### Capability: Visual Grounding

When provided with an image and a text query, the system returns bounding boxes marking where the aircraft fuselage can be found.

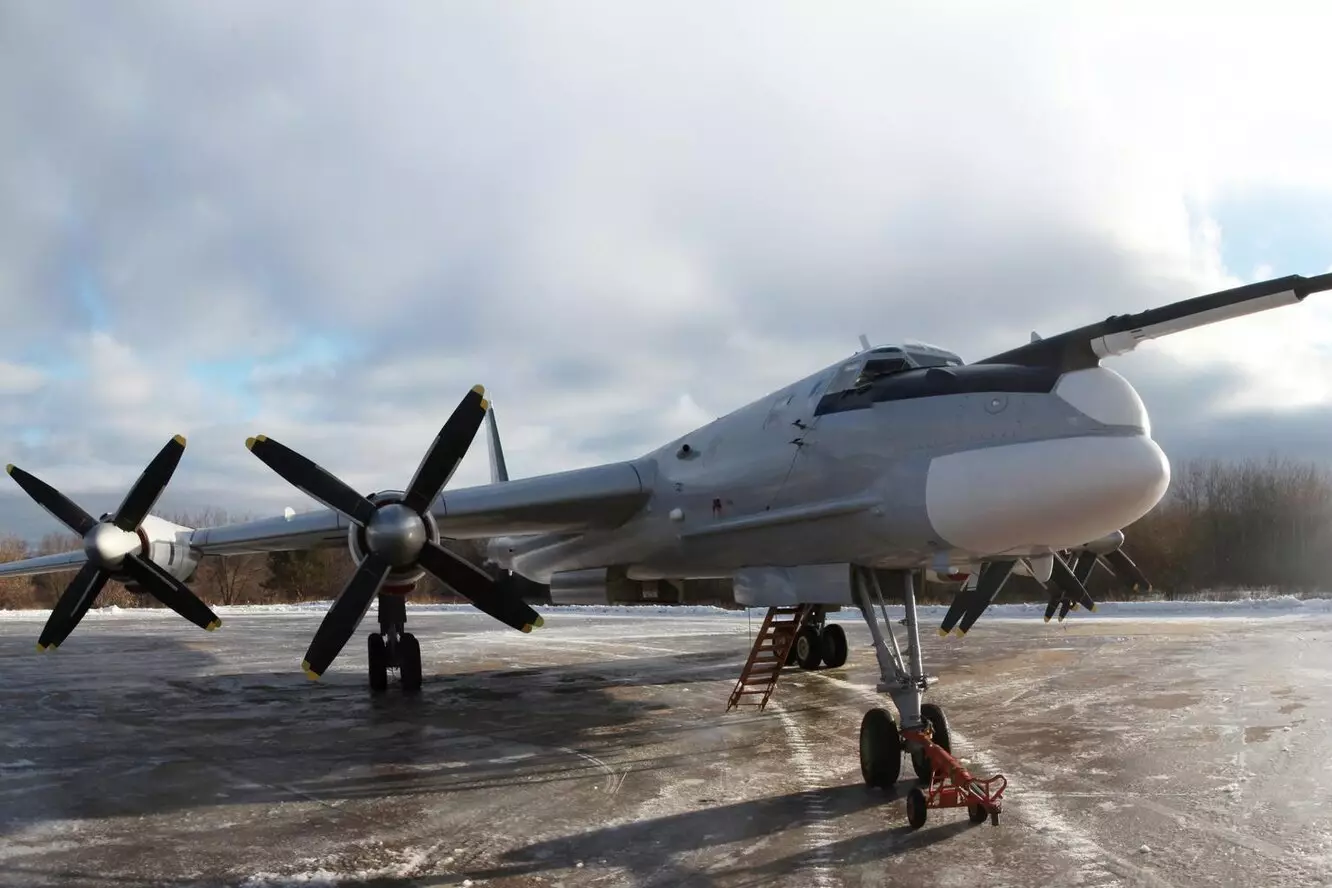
[487,355,1170,585]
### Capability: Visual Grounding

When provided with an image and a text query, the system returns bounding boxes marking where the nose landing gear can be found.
[851,566,1006,829]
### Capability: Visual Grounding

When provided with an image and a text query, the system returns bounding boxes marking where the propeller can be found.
[244,384,544,680]
[938,559,1018,636]
[1046,541,1153,622]
[6,435,222,650]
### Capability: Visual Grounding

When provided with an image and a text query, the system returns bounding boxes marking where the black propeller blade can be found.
[955,558,1017,635]
[6,435,221,650]
[245,384,545,680]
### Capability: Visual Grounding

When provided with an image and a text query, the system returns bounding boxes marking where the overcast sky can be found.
[1,2,1330,541]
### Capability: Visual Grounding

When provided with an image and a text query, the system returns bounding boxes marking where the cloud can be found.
[1,2,1331,539]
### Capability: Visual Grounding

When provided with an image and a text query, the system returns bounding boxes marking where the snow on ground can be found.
[3,596,1332,622]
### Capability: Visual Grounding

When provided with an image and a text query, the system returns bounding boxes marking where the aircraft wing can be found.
[0,548,87,579]
[188,459,652,556]
[978,272,1332,371]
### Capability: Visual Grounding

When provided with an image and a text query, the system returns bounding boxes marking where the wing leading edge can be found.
[978,272,1332,371]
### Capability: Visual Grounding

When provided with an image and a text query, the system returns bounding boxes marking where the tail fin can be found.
[486,404,509,483]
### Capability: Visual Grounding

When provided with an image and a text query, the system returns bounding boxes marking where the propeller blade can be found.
[300,552,392,678]
[1049,551,1096,613]
[1043,588,1062,622]
[401,385,489,515]
[119,554,221,632]
[1057,597,1075,622]
[938,563,988,635]
[416,540,543,632]
[113,435,187,530]
[1072,549,1098,586]
[6,465,97,536]
[956,559,1017,635]
[37,562,109,650]
[1101,549,1151,592]
[245,435,378,526]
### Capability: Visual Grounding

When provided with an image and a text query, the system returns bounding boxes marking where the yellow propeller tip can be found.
[4,464,13,475]
[533,615,545,628]
[1089,603,1097,612]
[172,434,187,447]
[206,619,221,631]
[521,624,533,634]
[244,437,256,450]
[471,384,485,396]
[937,628,949,637]
[1043,616,1051,623]
[955,627,968,637]
[480,398,490,412]
[36,643,46,652]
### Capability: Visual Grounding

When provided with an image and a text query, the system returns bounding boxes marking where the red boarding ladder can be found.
[726,604,814,712]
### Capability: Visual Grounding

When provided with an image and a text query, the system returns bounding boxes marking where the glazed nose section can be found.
[925,434,1171,554]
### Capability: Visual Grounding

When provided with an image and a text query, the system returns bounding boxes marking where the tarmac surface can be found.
[1,603,1330,887]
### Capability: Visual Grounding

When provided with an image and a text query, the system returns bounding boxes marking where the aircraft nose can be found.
[925,433,1170,555]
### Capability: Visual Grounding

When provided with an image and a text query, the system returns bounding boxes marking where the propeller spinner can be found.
[244,384,544,680]
[6,435,221,650]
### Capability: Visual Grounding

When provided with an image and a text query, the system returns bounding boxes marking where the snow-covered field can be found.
[4,595,1332,621]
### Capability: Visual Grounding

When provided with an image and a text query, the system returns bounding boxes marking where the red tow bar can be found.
[901,729,1006,828]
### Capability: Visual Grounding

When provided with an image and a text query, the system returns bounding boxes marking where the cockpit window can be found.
[854,357,911,386]
[905,348,963,368]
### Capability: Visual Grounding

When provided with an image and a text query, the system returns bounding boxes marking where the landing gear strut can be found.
[852,566,1005,829]
[787,606,849,670]
[369,586,422,692]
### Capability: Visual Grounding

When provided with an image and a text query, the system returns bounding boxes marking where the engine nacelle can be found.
[118,514,202,590]
[345,489,441,588]
[926,568,973,584]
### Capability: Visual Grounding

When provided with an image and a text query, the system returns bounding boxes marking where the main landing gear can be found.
[786,606,849,670]
[851,566,1006,829]
[368,587,422,693]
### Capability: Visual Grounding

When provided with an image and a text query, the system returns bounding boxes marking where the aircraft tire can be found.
[368,633,388,692]
[820,623,848,668]
[795,627,823,670]
[912,702,951,782]
[399,633,422,693]
[859,707,902,787]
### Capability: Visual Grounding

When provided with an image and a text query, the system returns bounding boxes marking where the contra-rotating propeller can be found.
[6,435,222,650]
[244,384,544,680]
[938,533,1154,634]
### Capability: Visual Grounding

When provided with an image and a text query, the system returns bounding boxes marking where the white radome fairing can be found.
[924,434,1170,556]
[1053,366,1150,433]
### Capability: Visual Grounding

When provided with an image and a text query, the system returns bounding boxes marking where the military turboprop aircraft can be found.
[3,271,1330,823]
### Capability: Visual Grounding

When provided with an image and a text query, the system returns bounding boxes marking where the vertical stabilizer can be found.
[486,405,509,483]
[858,334,872,351]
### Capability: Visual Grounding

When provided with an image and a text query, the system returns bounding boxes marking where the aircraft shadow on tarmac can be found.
[455,780,978,887]
[0,643,779,833]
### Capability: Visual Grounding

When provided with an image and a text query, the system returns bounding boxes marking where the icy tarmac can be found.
[2,601,1330,887]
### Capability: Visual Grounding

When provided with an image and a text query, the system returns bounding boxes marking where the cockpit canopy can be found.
[827,343,963,394]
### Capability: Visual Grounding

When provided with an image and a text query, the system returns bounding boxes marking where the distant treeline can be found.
[1,457,1329,610]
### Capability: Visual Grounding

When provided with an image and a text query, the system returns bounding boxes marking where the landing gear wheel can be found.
[906,787,928,830]
[795,627,823,670]
[912,702,951,782]
[399,632,422,692]
[859,707,902,788]
[819,623,848,668]
[367,633,388,692]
